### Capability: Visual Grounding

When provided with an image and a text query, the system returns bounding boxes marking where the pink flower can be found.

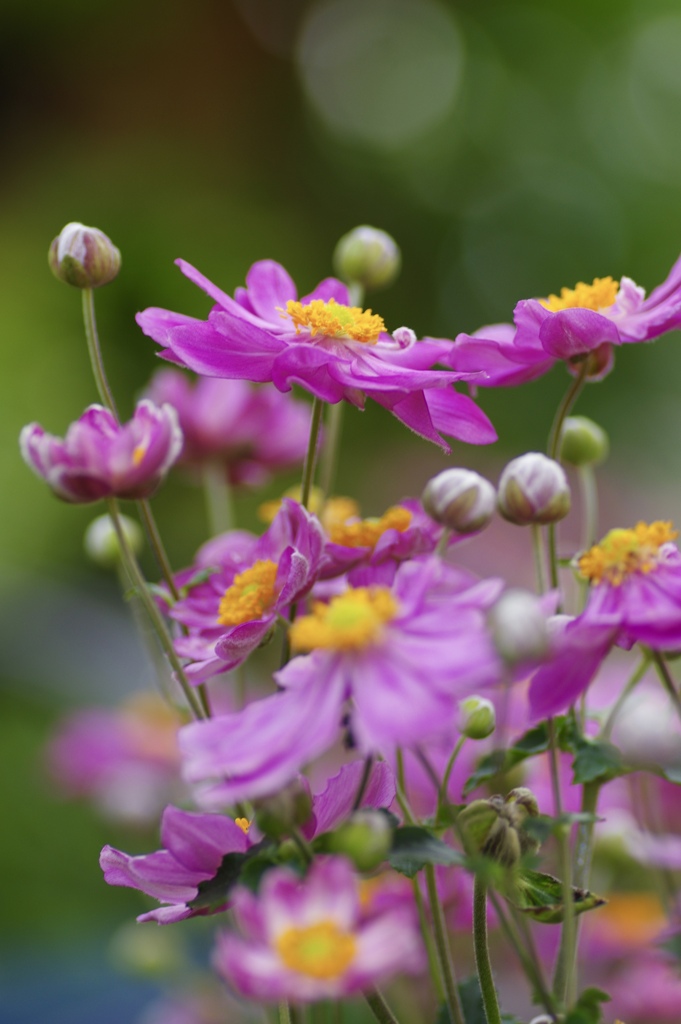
[214,856,423,1002]
[136,259,497,450]
[20,401,182,502]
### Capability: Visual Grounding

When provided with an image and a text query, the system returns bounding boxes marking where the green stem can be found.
[473,877,502,1024]
[202,461,234,535]
[106,498,205,720]
[600,652,650,741]
[436,736,465,826]
[488,892,558,1018]
[364,989,401,1024]
[531,524,547,595]
[651,649,681,725]
[352,755,374,811]
[136,498,180,602]
[290,826,313,865]
[412,876,445,1002]
[578,464,598,550]
[82,288,119,419]
[301,397,324,510]
[425,863,465,1024]
[548,718,575,1005]
[435,527,453,558]
[546,523,560,594]
[547,360,589,461]
[319,402,344,504]
[279,1002,292,1024]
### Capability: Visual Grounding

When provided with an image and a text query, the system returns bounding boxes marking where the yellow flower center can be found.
[275,920,357,980]
[327,505,413,549]
[290,587,398,652]
[132,442,147,466]
[540,276,619,313]
[235,817,251,834]
[282,298,385,344]
[258,488,361,528]
[217,560,278,626]
[577,521,677,586]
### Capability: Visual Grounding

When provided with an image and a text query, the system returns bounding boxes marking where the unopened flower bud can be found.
[497,452,570,526]
[458,788,540,868]
[422,468,496,534]
[327,810,393,872]
[489,589,550,666]
[333,226,401,291]
[253,777,313,840]
[559,415,609,467]
[457,696,496,740]
[84,513,143,568]
[48,222,121,288]
[529,1017,554,1024]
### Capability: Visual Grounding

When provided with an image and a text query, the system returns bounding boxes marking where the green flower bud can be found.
[326,809,393,872]
[488,589,550,666]
[559,415,609,467]
[457,696,496,740]
[84,513,143,569]
[48,222,121,288]
[333,226,401,291]
[109,922,185,978]
[498,452,571,526]
[422,468,496,534]
[458,788,540,869]
[253,777,313,840]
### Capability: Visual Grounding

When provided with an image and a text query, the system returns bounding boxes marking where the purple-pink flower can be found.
[167,498,325,683]
[20,400,182,502]
[213,855,423,1002]
[143,369,310,487]
[179,558,504,805]
[529,520,681,719]
[136,258,497,450]
[443,255,681,387]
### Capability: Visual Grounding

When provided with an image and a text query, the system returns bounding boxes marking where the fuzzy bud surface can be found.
[48,222,121,288]
[497,452,570,525]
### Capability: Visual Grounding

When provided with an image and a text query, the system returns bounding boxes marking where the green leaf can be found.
[522,811,600,847]
[572,738,624,784]
[388,826,464,878]
[188,839,276,909]
[435,977,521,1024]
[463,722,556,796]
[564,987,610,1024]
[178,566,219,596]
[509,869,607,924]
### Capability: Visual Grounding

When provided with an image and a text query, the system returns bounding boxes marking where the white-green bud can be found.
[529,1016,554,1024]
[84,513,143,568]
[497,452,571,526]
[333,226,401,291]
[458,788,540,868]
[422,468,496,534]
[559,415,609,467]
[326,809,393,872]
[489,589,550,666]
[457,696,496,740]
[253,777,313,840]
[48,222,121,288]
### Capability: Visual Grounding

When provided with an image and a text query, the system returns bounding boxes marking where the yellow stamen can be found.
[290,587,398,652]
[217,560,278,626]
[235,817,251,834]
[540,276,619,313]
[132,442,147,466]
[578,521,677,586]
[327,505,412,549]
[281,298,385,344]
[276,920,357,980]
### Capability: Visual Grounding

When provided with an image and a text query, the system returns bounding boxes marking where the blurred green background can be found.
[4,0,681,1019]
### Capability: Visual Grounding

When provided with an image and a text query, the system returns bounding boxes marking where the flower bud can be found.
[488,589,550,666]
[422,468,496,534]
[253,777,313,840]
[109,921,185,977]
[559,415,609,467]
[457,696,496,740]
[333,226,401,291]
[458,788,540,869]
[84,513,143,568]
[48,222,121,288]
[497,452,571,526]
[529,1017,554,1024]
[326,809,393,872]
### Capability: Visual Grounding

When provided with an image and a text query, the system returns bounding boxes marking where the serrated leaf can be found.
[388,826,464,878]
[435,977,521,1024]
[564,987,610,1024]
[510,869,606,924]
[572,738,624,784]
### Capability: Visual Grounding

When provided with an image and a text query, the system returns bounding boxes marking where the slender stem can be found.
[473,877,502,1024]
[578,464,598,550]
[301,397,324,510]
[548,718,575,1004]
[394,748,416,824]
[547,361,589,461]
[106,499,206,720]
[531,524,547,595]
[435,527,453,558]
[81,288,119,419]
[600,652,650,740]
[573,781,601,892]
[436,736,465,826]
[425,863,465,1024]
[279,1003,292,1024]
[290,826,313,866]
[412,876,445,1002]
[546,523,560,595]
[352,755,374,811]
[319,402,344,504]
[364,989,401,1024]
[488,892,558,1019]
[202,461,234,535]
[136,499,181,602]
[651,649,681,725]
